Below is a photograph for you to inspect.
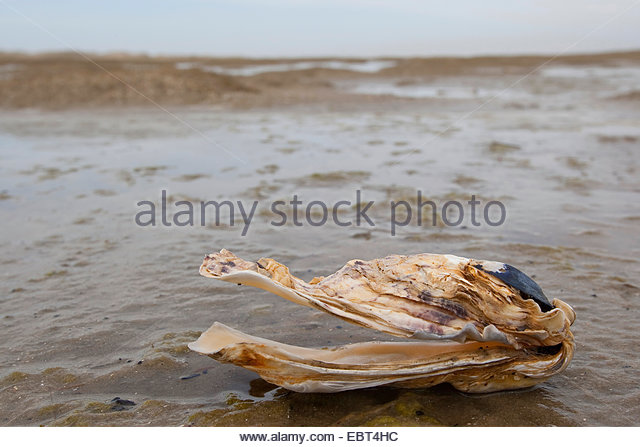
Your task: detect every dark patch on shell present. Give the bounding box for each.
[473,262,554,312]
[418,290,432,299]
[426,323,444,335]
[418,309,456,325]
[418,291,469,319]
[533,344,563,356]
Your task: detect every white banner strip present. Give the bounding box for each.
[1,427,638,447]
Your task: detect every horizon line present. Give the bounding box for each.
[1,47,640,61]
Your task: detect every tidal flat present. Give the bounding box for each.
[1,51,639,426]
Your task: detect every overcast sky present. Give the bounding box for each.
[1,0,639,57]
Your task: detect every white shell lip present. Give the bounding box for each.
[200,267,313,308]
[189,321,459,355]
[188,321,497,357]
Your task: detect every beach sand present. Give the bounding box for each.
[0,51,639,426]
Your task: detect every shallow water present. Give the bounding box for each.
[176,59,397,76]
[1,63,639,426]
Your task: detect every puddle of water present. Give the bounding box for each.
[176,60,397,76]
[348,82,533,100]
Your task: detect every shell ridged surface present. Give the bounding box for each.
[189,249,575,393]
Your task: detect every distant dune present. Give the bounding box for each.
[1,50,639,109]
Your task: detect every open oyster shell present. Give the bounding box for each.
[189,249,575,393]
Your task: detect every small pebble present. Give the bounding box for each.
[110,397,136,411]
[111,397,136,406]
[180,373,201,380]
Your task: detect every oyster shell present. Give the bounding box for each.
[189,249,575,393]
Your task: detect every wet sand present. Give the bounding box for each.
[0,51,639,426]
